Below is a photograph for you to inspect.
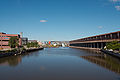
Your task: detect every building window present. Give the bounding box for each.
[4,38,9,39]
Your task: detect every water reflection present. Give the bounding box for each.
[69,48,120,74]
[0,51,40,67]
[81,53,120,74]
[0,48,120,80]
[0,56,22,67]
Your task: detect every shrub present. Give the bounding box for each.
[106,41,120,51]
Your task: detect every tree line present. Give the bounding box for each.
[8,36,39,48]
[106,41,120,51]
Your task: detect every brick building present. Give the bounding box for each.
[0,32,22,49]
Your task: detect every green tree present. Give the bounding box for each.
[106,41,120,51]
[27,42,39,48]
[27,43,31,48]
[8,36,19,48]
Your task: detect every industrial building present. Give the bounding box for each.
[70,31,120,49]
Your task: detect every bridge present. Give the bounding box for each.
[69,31,120,50]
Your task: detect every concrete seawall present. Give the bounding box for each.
[0,47,44,58]
[101,49,120,59]
[69,46,100,50]
[26,48,44,52]
[69,46,120,59]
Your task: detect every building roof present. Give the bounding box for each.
[71,31,120,42]
[0,32,6,34]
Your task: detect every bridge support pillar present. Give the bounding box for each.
[101,42,103,49]
[94,43,95,48]
[97,43,99,48]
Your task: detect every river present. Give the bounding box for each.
[0,47,120,80]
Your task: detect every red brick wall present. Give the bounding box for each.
[0,32,22,49]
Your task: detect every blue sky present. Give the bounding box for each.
[0,0,120,41]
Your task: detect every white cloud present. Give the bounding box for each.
[115,6,120,10]
[109,0,120,11]
[98,26,103,29]
[110,0,120,2]
[40,20,47,22]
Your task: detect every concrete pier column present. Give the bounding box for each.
[91,43,93,48]
[83,43,85,47]
[90,43,92,48]
[101,43,103,49]
[88,43,90,47]
[86,43,87,47]
[97,43,99,48]
[94,43,95,48]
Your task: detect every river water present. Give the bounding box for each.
[0,47,120,80]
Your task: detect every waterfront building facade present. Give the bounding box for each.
[69,31,120,49]
[0,32,22,49]
[28,40,37,43]
[21,37,28,45]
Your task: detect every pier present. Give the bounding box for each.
[69,31,120,49]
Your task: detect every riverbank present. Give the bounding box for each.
[69,46,100,50]
[101,49,120,59]
[0,47,44,58]
[69,46,120,59]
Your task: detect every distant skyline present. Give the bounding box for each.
[0,0,120,41]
